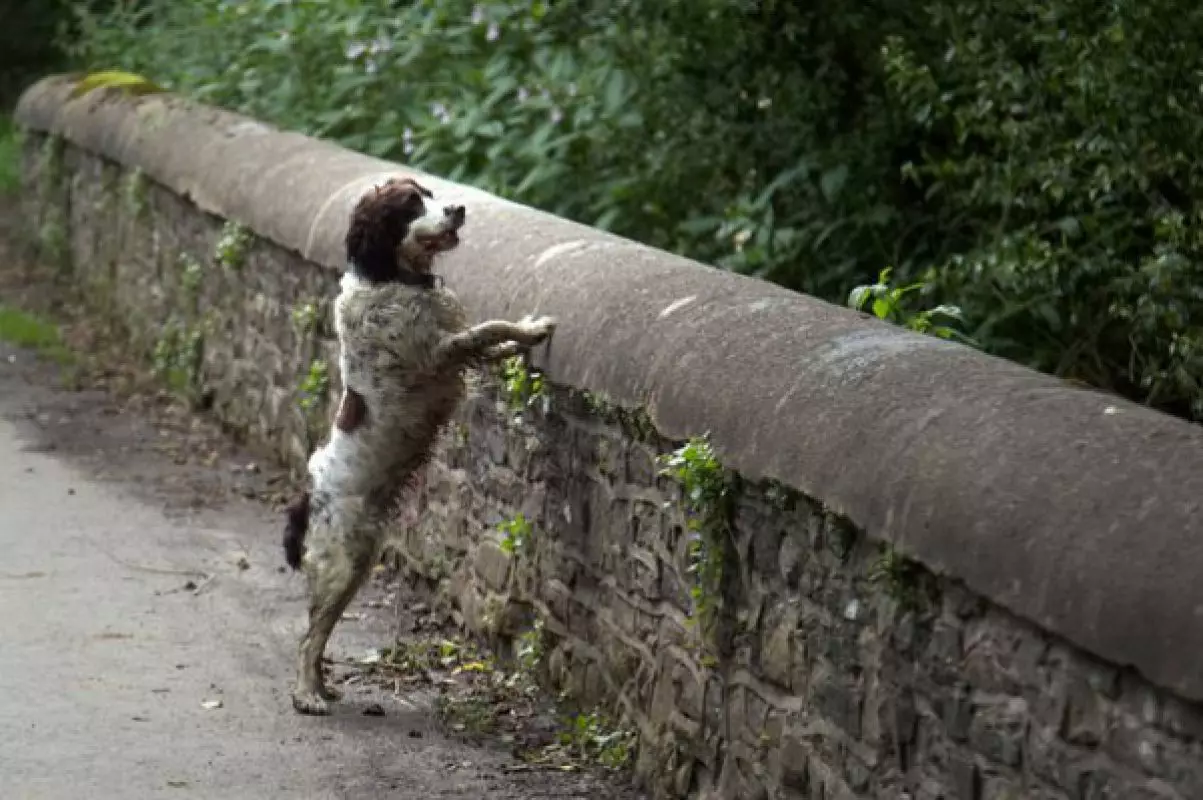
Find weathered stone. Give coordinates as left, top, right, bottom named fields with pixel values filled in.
left=843, top=754, right=871, bottom=793
left=567, top=595, right=597, bottom=641
left=979, top=770, right=1024, bottom=800
left=940, top=684, right=975, bottom=743
left=749, top=520, right=783, bottom=578
left=968, top=696, right=1027, bottom=768
left=779, top=531, right=806, bottom=589
left=496, top=598, right=535, bottom=637
left=678, top=665, right=705, bottom=722
left=1024, top=724, right=1065, bottom=788
left=812, top=672, right=864, bottom=740
left=625, top=547, right=661, bottom=600
left=884, top=689, right=918, bottom=767
left=625, top=444, right=657, bottom=487
left=483, top=422, right=508, bottom=466
left=743, top=688, right=770, bottom=743
left=760, top=604, right=798, bottom=690
left=472, top=539, right=512, bottom=593
left=1161, top=694, right=1203, bottom=742
left=1063, top=677, right=1110, bottom=747
left=779, top=734, right=811, bottom=792
left=949, top=751, right=982, bottom=800
left=673, top=760, right=694, bottom=797
left=704, top=676, right=725, bottom=741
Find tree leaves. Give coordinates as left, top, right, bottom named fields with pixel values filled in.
left=68, top=0, right=1203, bottom=423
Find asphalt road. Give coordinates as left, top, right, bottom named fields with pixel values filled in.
left=0, top=342, right=641, bottom=800
left=0, top=411, right=432, bottom=798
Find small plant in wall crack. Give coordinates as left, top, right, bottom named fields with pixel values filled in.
left=39, top=134, right=65, bottom=196
left=657, top=433, right=735, bottom=630
left=579, top=389, right=658, bottom=443
left=124, top=168, right=148, bottom=218
left=291, top=301, right=321, bottom=335
left=38, top=211, right=69, bottom=271
left=516, top=619, right=546, bottom=675
left=582, top=389, right=616, bottom=418
left=152, top=320, right=204, bottom=396
left=179, top=253, right=203, bottom=306
left=828, top=512, right=859, bottom=563
left=556, top=710, right=637, bottom=770
left=499, top=354, right=547, bottom=413
left=869, top=543, right=937, bottom=612
left=498, top=512, right=533, bottom=556
left=214, top=221, right=251, bottom=271
left=297, top=359, right=330, bottom=412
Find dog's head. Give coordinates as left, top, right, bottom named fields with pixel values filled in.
left=344, top=177, right=467, bottom=286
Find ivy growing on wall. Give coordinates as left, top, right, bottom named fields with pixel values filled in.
left=214, top=220, right=251, bottom=271
left=657, top=433, right=736, bottom=634
left=297, top=358, right=329, bottom=412
left=498, top=512, right=534, bottom=556
left=499, top=354, right=547, bottom=413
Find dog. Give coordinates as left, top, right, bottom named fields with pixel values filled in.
left=282, top=176, right=556, bottom=715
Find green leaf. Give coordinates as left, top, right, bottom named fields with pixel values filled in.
left=515, top=162, right=567, bottom=196
left=603, top=69, right=627, bottom=112
left=819, top=164, right=849, bottom=203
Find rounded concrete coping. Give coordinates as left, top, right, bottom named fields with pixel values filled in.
left=18, top=75, right=1203, bottom=702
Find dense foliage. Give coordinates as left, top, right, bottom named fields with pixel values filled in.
left=0, top=0, right=80, bottom=107
left=62, top=0, right=1203, bottom=421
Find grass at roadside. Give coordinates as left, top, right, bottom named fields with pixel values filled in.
left=0, top=304, right=72, bottom=364
left=0, top=115, right=19, bottom=196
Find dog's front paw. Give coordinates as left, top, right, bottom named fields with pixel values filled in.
left=519, top=315, right=558, bottom=341
left=291, top=689, right=331, bottom=716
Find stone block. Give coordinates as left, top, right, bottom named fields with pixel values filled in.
left=967, top=696, right=1026, bottom=769
left=949, top=751, right=982, bottom=800
left=811, top=670, right=864, bottom=740
left=1062, top=676, right=1110, bottom=747
left=759, top=604, right=798, bottom=691
left=472, top=539, right=513, bottom=593
left=625, top=443, right=657, bottom=487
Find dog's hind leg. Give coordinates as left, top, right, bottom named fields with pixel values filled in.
left=291, top=536, right=374, bottom=715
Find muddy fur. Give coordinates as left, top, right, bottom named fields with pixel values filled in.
left=285, top=177, right=556, bottom=715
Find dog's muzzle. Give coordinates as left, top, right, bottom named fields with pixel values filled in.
left=415, top=204, right=467, bottom=252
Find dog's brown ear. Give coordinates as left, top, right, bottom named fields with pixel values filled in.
left=388, top=176, right=434, bottom=199
left=410, top=179, right=434, bottom=199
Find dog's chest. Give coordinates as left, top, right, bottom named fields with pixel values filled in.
left=334, top=282, right=468, bottom=414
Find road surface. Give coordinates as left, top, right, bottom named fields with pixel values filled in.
left=0, top=340, right=640, bottom=800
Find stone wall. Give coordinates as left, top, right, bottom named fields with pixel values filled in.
left=22, top=137, right=341, bottom=468
left=413, top=383, right=1203, bottom=800
left=16, top=78, right=1203, bottom=800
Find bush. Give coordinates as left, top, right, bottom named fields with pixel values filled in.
left=883, top=1, right=1203, bottom=419
left=1, top=2, right=58, bottom=107
left=65, top=0, right=1203, bottom=422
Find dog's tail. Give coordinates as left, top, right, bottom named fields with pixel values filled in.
left=283, top=491, right=311, bottom=570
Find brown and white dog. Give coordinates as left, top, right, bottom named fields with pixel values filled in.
left=282, top=177, right=555, bottom=715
